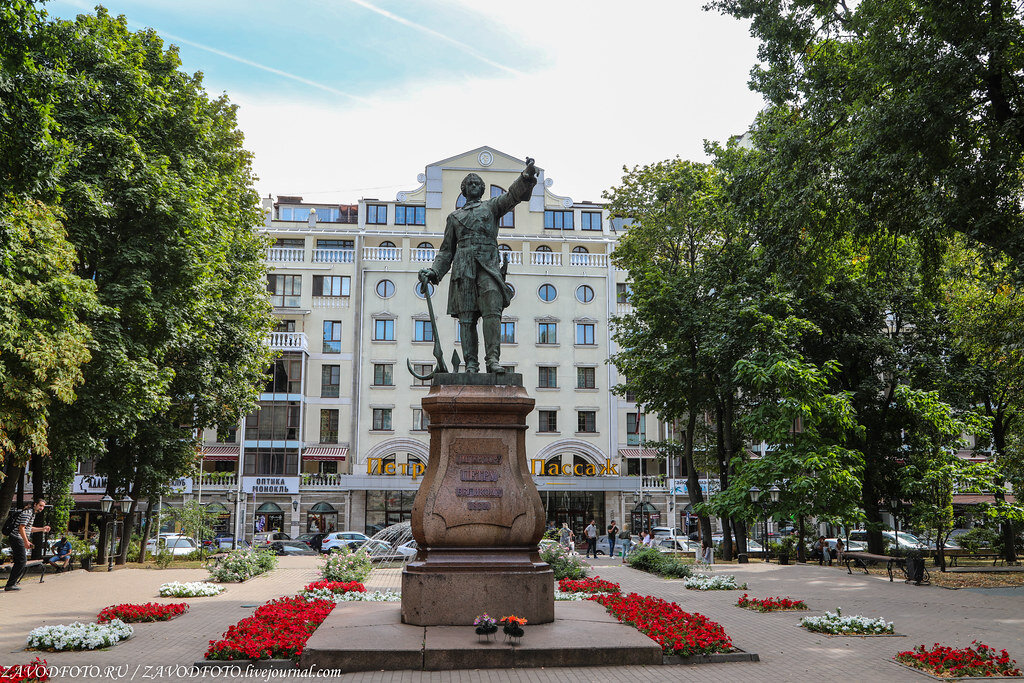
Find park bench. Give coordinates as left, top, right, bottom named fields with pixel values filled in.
left=0, top=559, right=51, bottom=584
left=842, top=551, right=907, bottom=582
left=938, top=549, right=1022, bottom=567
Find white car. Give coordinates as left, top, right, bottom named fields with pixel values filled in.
left=825, top=538, right=867, bottom=553
left=847, top=530, right=927, bottom=550
left=320, top=531, right=372, bottom=554
left=657, top=538, right=701, bottom=554
left=145, top=535, right=198, bottom=556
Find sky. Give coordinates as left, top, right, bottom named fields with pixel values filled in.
left=47, top=0, right=766, bottom=205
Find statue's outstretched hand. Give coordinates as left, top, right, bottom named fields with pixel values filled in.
left=524, top=157, right=537, bottom=178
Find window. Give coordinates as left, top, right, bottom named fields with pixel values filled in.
left=373, top=363, right=394, bottom=386
left=365, top=489, right=416, bottom=534
left=538, top=322, right=557, bottom=344
left=616, top=283, right=632, bottom=304
left=576, top=285, right=594, bottom=303
left=490, top=186, right=514, bottom=228
left=321, top=365, right=340, bottom=398
left=372, top=408, right=393, bottom=431
left=245, top=402, right=300, bottom=441
left=576, top=323, right=596, bottom=345
left=278, top=206, right=310, bottom=222
left=395, top=205, right=426, bottom=225
left=317, top=238, right=354, bottom=249
left=267, top=274, right=301, bottom=307
left=265, top=354, right=302, bottom=393
left=367, top=204, right=388, bottom=224
left=415, top=282, right=435, bottom=298
left=275, top=320, right=296, bottom=332
left=313, top=275, right=350, bottom=297
left=506, top=283, right=516, bottom=298
left=538, top=410, right=558, bottom=432
left=380, top=240, right=396, bottom=248
left=412, top=363, right=433, bottom=386
left=374, top=319, right=395, bottom=341
left=414, top=320, right=433, bottom=342
left=581, top=211, right=602, bottom=231
left=538, top=284, right=557, bottom=302
left=249, top=450, right=298, bottom=477
left=627, top=412, right=646, bottom=445
left=313, top=206, right=357, bottom=223
left=376, top=279, right=395, bottom=298
left=216, top=424, right=238, bottom=443
left=577, top=367, right=596, bottom=389
left=274, top=238, right=304, bottom=248
left=320, top=409, right=339, bottom=443
left=577, top=410, right=597, bottom=433
left=538, top=366, right=557, bottom=388
left=498, top=243, right=513, bottom=253
left=544, top=210, right=574, bottom=230
left=412, top=408, right=430, bottom=431
left=323, top=321, right=342, bottom=353
left=500, top=321, right=516, bottom=344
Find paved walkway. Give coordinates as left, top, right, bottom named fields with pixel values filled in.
left=2, top=557, right=1023, bottom=682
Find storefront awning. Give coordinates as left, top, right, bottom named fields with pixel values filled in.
left=303, top=446, right=348, bottom=461
left=619, top=448, right=659, bottom=459
left=953, top=493, right=1016, bottom=505
left=200, top=445, right=239, bottom=462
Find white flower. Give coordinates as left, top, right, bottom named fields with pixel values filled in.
left=554, top=590, right=615, bottom=601
left=27, top=620, right=133, bottom=651
left=158, top=581, right=225, bottom=597
left=800, top=611, right=894, bottom=635
left=684, top=574, right=747, bottom=590
left=332, top=590, right=401, bottom=602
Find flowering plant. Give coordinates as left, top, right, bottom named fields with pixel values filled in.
left=159, top=581, right=224, bottom=597
left=0, top=659, right=49, bottom=683
left=205, top=596, right=335, bottom=661
left=594, top=592, right=733, bottom=657
left=97, top=603, right=189, bottom=623
left=500, top=615, right=527, bottom=639
left=557, top=577, right=621, bottom=594
left=736, top=594, right=808, bottom=612
left=301, top=581, right=366, bottom=601
left=473, top=614, right=498, bottom=638
left=320, top=547, right=372, bottom=583
left=208, top=548, right=278, bottom=582
left=800, top=609, right=893, bottom=635
left=333, top=590, right=400, bottom=602
left=26, top=621, right=133, bottom=651
left=896, top=642, right=1022, bottom=678
left=683, top=574, right=747, bottom=591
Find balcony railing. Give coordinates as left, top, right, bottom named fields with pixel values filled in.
left=312, top=296, right=351, bottom=309
left=312, top=248, right=355, bottom=264
left=195, top=474, right=237, bottom=489
left=616, top=302, right=632, bottom=315
left=268, top=331, right=308, bottom=352
left=570, top=253, right=609, bottom=267
left=301, top=473, right=343, bottom=489
left=501, top=251, right=523, bottom=265
left=530, top=251, right=561, bottom=266
left=267, top=247, right=305, bottom=263
left=642, top=475, right=666, bottom=490
left=411, top=248, right=436, bottom=263
left=363, top=246, right=402, bottom=262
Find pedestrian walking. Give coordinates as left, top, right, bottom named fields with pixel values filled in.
left=584, top=519, right=598, bottom=558
left=5, top=498, right=49, bottom=591
left=607, top=520, right=619, bottom=558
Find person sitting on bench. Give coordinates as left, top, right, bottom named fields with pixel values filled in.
left=47, top=536, right=72, bottom=572
left=811, top=536, right=832, bottom=565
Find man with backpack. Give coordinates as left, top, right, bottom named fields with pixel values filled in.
left=5, top=498, right=50, bottom=591
left=607, top=520, right=619, bottom=558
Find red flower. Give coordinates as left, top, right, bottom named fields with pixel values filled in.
left=205, top=596, right=336, bottom=662
left=594, top=593, right=732, bottom=657
left=557, top=576, right=621, bottom=594
left=895, top=642, right=1022, bottom=678
left=736, top=594, right=808, bottom=612
left=303, top=580, right=366, bottom=594
left=97, top=602, right=189, bottom=623
left=0, top=658, right=49, bottom=683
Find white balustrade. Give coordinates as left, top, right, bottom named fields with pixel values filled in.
left=570, top=253, right=609, bottom=267
left=411, top=248, right=436, bottom=263
left=500, top=251, right=523, bottom=265
left=268, top=331, right=308, bottom=352
left=616, top=302, right=632, bottom=315
left=196, top=474, right=237, bottom=489
left=312, top=296, right=351, bottom=309
left=267, top=247, right=305, bottom=263
left=312, top=248, right=355, bottom=264
left=363, top=246, right=402, bottom=262
left=301, top=473, right=343, bottom=489
left=530, top=251, right=561, bottom=266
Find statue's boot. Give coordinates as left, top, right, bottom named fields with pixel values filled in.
left=482, top=314, right=503, bottom=373
left=460, top=321, right=479, bottom=372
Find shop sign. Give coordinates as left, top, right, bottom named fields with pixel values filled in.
left=73, top=474, right=108, bottom=494
left=669, top=478, right=721, bottom=496
left=242, top=476, right=299, bottom=494
left=168, top=477, right=193, bottom=494
left=530, top=459, right=618, bottom=476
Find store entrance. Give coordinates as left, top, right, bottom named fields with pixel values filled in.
left=540, top=491, right=605, bottom=538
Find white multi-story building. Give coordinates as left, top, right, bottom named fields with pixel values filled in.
left=178, top=147, right=697, bottom=540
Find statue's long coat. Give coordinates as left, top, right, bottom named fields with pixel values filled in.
left=431, top=172, right=537, bottom=317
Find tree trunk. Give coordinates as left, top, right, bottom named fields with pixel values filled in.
left=95, top=514, right=109, bottom=564
left=30, top=452, right=44, bottom=559
left=733, top=518, right=748, bottom=555
left=861, top=467, right=885, bottom=554
left=936, top=538, right=946, bottom=573
left=0, top=463, right=24, bottom=528
left=992, top=413, right=1018, bottom=564
left=797, top=517, right=806, bottom=563
left=715, top=403, right=733, bottom=560
left=139, top=495, right=157, bottom=563
left=683, top=411, right=712, bottom=544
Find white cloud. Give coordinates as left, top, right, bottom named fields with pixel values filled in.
left=234, top=1, right=764, bottom=203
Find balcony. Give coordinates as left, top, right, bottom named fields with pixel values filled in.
left=312, top=296, right=351, bottom=309
left=268, top=331, right=308, bottom=352
left=312, top=248, right=355, bottom=264
left=301, top=473, right=343, bottom=489
left=616, top=302, right=632, bottom=315
left=411, top=248, right=436, bottom=263
left=363, top=246, right=402, bottom=262
left=500, top=251, right=523, bottom=265
left=267, top=247, right=305, bottom=263
left=530, top=251, right=561, bottom=266
left=570, top=253, right=609, bottom=267
left=195, top=474, right=237, bottom=490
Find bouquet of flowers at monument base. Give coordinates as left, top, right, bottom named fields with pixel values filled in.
left=473, top=614, right=498, bottom=641
left=500, top=615, right=527, bottom=643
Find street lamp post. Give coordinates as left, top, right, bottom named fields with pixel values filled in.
left=748, top=485, right=782, bottom=563
left=224, top=489, right=239, bottom=550
left=99, top=494, right=133, bottom=572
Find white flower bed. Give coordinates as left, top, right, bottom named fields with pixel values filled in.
left=683, top=574, right=747, bottom=590
left=27, top=620, right=133, bottom=651
left=554, top=590, right=615, bottom=601
left=158, top=581, right=225, bottom=597
left=800, top=609, right=894, bottom=635
left=332, top=590, right=401, bottom=602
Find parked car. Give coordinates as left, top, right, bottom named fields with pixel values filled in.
left=358, top=539, right=411, bottom=563
left=269, top=540, right=318, bottom=556
left=657, top=537, right=701, bottom=554
left=320, top=531, right=372, bottom=554
left=652, top=527, right=684, bottom=538
left=825, top=538, right=866, bottom=553
left=296, top=532, right=327, bottom=551
left=396, top=539, right=419, bottom=557
left=595, top=536, right=638, bottom=556
left=252, top=531, right=290, bottom=546
left=145, top=535, right=199, bottom=556
left=210, top=538, right=251, bottom=551
left=847, top=530, right=928, bottom=550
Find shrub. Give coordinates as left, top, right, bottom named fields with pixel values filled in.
left=154, top=548, right=173, bottom=569
left=626, top=547, right=693, bottom=578
left=957, top=527, right=999, bottom=554
left=208, top=547, right=278, bottom=582
left=539, top=543, right=588, bottom=580
left=321, top=547, right=372, bottom=583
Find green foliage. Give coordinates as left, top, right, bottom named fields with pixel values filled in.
left=957, top=528, right=999, bottom=554
left=154, top=547, right=173, bottom=569
left=539, top=543, right=588, bottom=580
left=208, top=547, right=278, bottom=582
left=170, top=502, right=222, bottom=550
left=70, top=536, right=94, bottom=560
left=626, top=547, right=693, bottom=578
left=321, top=546, right=372, bottom=583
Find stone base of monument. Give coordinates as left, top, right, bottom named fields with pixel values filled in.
left=299, top=600, right=663, bottom=672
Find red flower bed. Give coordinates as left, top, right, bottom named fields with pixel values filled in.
left=736, top=594, right=808, bottom=612
left=205, top=596, right=335, bottom=661
left=557, top=576, right=621, bottom=594
left=302, top=580, right=366, bottom=594
left=594, top=592, right=732, bottom=657
left=97, top=602, right=189, bottom=623
left=0, top=659, right=49, bottom=683
left=896, top=642, right=1022, bottom=678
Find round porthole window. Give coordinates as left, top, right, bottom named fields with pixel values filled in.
left=538, top=283, right=557, bottom=302
left=576, top=285, right=594, bottom=303
left=415, top=282, right=435, bottom=298
left=376, top=279, right=395, bottom=298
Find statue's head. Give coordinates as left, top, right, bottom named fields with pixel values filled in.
left=461, top=173, right=485, bottom=201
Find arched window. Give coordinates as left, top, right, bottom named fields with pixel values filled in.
left=380, top=240, right=396, bottom=248
left=536, top=245, right=553, bottom=252
left=571, top=245, right=592, bottom=266
left=417, top=241, right=433, bottom=249
left=206, top=502, right=230, bottom=534
left=255, top=502, right=284, bottom=534
left=491, top=186, right=514, bottom=228
left=572, top=246, right=589, bottom=253
left=534, top=245, right=555, bottom=266
left=498, top=244, right=512, bottom=252
left=538, top=283, right=557, bottom=302
left=308, top=501, right=337, bottom=533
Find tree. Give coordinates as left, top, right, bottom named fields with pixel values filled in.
left=710, top=0, right=1024, bottom=264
